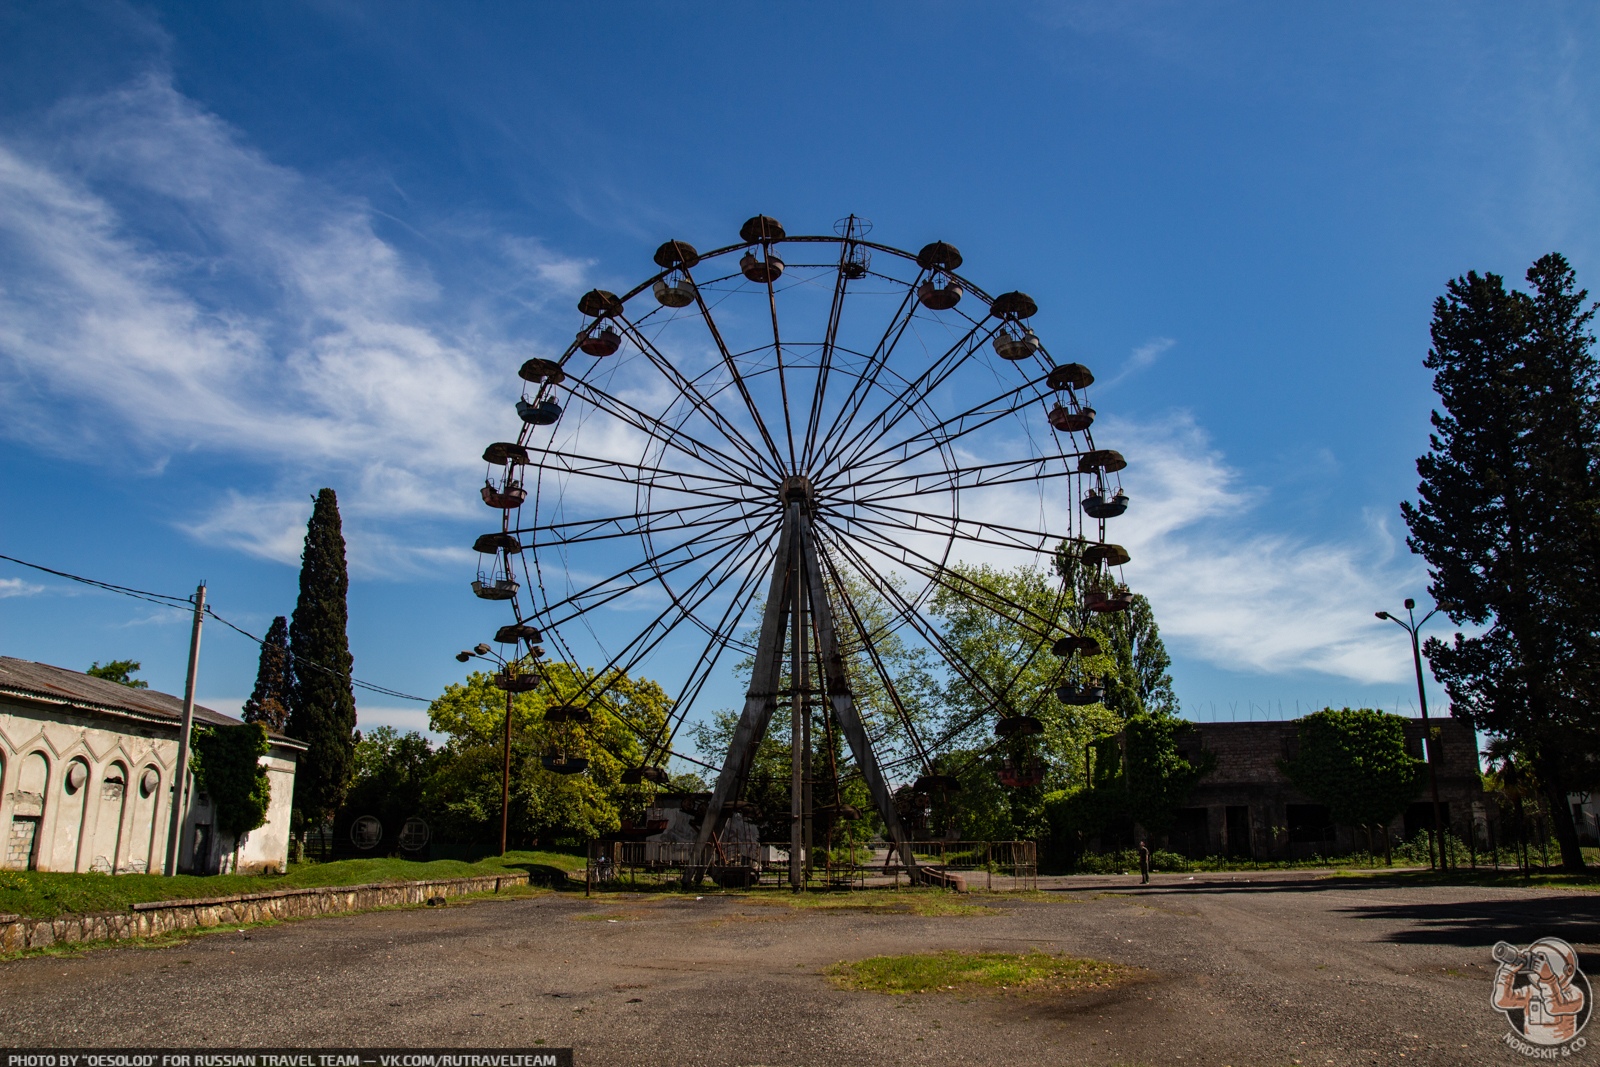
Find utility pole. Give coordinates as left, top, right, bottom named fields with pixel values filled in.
left=1377, top=598, right=1445, bottom=869
left=164, top=583, right=206, bottom=876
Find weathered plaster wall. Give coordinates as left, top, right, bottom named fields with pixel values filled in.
left=0, top=698, right=298, bottom=875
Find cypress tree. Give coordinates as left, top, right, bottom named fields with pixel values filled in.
left=242, top=616, right=292, bottom=732
left=1401, top=253, right=1600, bottom=871
left=286, top=488, right=358, bottom=829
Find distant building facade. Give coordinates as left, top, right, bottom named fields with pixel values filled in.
left=1164, top=717, right=1486, bottom=859
left=0, top=657, right=303, bottom=875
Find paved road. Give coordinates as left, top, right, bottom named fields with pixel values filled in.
left=1, top=872, right=1595, bottom=1066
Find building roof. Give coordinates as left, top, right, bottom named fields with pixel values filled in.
left=0, top=656, right=305, bottom=749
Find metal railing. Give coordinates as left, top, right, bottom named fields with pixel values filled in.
left=585, top=838, right=1037, bottom=892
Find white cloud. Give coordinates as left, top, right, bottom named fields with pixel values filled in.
left=0, top=577, right=44, bottom=598
left=0, top=74, right=589, bottom=574
left=1107, top=413, right=1424, bottom=684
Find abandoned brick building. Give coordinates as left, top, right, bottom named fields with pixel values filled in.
left=1163, top=717, right=1486, bottom=860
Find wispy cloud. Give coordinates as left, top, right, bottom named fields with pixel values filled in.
left=1099, top=336, right=1175, bottom=390
left=1107, top=413, right=1423, bottom=684
left=0, top=578, right=44, bottom=598
left=0, top=74, right=590, bottom=574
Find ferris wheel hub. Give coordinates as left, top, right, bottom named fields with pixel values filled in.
left=779, top=474, right=816, bottom=507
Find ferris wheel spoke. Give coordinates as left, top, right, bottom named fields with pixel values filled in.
left=612, top=314, right=786, bottom=481
left=762, top=255, right=800, bottom=473
left=831, top=377, right=1049, bottom=482
left=832, top=454, right=1082, bottom=502
left=815, top=521, right=1026, bottom=721
left=670, top=279, right=790, bottom=475
left=799, top=235, right=868, bottom=473
left=823, top=504, right=1059, bottom=556
left=561, top=374, right=768, bottom=483
left=642, top=533, right=777, bottom=764
left=810, top=281, right=924, bottom=472
left=536, top=516, right=762, bottom=626
left=550, top=525, right=769, bottom=713
left=508, top=499, right=747, bottom=544
left=844, top=499, right=1067, bottom=548
left=819, top=316, right=1003, bottom=477
left=828, top=519, right=1059, bottom=636
left=525, top=447, right=767, bottom=504
left=520, top=505, right=756, bottom=549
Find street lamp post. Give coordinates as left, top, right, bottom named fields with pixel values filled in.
left=1375, top=598, right=1446, bottom=869
left=457, top=641, right=527, bottom=856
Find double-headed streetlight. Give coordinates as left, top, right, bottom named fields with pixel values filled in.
left=1375, top=598, right=1446, bottom=868
left=456, top=640, right=543, bottom=856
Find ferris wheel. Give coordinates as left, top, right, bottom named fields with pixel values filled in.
left=470, top=214, right=1131, bottom=877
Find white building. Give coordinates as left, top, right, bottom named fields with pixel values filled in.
left=0, top=656, right=303, bottom=875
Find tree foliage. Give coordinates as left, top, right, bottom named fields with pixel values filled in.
left=1401, top=253, right=1600, bottom=870
left=1280, top=708, right=1423, bottom=835
left=87, top=660, right=148, bottom=688
left=426, top=662, right=668, bottom=845
left=242, top=616, right=291, bottom=732
left=286, top=488, right=358, bottom=828
left=190, top=722, right=272, bottom=839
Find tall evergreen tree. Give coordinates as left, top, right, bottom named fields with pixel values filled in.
left=286, top=488, right=358, bottom=829
left=242, top=616, right=292, bottom=732
left=1401, top=253, right=1600, bottom=871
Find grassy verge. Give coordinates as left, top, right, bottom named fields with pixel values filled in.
left=0, top=849, right=584, bottom=920
left=827, top=950, right=1133, bottom=995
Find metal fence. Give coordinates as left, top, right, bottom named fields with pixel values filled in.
left=585, top=838, right=1037, bottom=892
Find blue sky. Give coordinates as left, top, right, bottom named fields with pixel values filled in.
left=1, top=2, right=1596, bottom=747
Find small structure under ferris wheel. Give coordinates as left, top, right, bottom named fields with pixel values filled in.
left=467, top=213, right=1134, bottom=885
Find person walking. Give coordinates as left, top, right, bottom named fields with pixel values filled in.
left=1138, top=840, right=1151, bottom=884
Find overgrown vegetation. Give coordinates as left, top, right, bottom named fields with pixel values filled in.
left=190, top=722, right=272, bottom=840
left=1280, top=708, right=1424, bottom=859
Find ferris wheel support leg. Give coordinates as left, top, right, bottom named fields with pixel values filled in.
left=795, top=519, right=922, bottom=879
left=689, top=507, right=797, bottom=885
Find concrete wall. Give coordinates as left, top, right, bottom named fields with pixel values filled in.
left=0, top=697, right=298, bottom=875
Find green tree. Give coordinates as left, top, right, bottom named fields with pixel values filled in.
left=1401, top=253, right=1600, bottom=870
left=1280, top=708, right=1424, bottom=858
left=426, top=662, right=667, bottom=845
left=286, top=488, right=358, bottom=831
left=87, top=660, right=148, bottom=688
left=242, top=616, right=291, bottom=732
left=190, top=722, right=272, bottom=842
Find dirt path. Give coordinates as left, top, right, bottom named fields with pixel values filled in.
left=0, top=872, right=1593, bottom=1065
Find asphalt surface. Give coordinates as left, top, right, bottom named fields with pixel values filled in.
left=1, top=870, right=1595, bottom=1066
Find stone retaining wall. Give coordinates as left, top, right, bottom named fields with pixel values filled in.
left=0, top=872, right=532, bottom=953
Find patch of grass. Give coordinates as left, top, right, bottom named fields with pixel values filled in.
left=0, top=849, right=581, bottom=920
left=827, top=950, right=1134, bottom=995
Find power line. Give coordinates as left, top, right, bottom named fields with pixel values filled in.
left=0, top=551, right=430, bottom=704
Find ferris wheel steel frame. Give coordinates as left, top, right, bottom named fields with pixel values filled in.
left=470, top=214, right=1131, bottom=884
